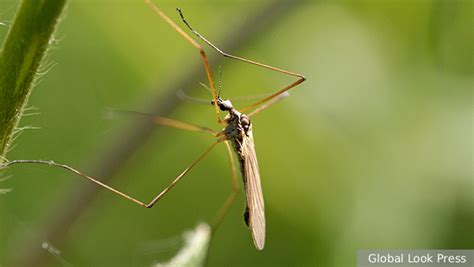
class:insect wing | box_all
[242,130,266,250]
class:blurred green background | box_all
[1,0,473,266]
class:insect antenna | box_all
[217,65,223,98]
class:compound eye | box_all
[218,103,227,111]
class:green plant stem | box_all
[0,0,67,161]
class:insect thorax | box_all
[223,109,252,155]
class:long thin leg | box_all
[110,110,218,136]
[241,77,304,113]
[247,91,290,117]
[146,141,220,207]
[152,116,217,135]
[144,0,222,123]
[177,9,306,113]
[211,141,240,229]
[0,141,220,208]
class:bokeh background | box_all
[1,0,472,266]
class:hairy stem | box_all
[0,0,67,161]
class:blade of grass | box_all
[0,0,67,161]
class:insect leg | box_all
[145,141,219,208]
[176,8,306,113]
[0,160,150,207]
[151,116,217,135]
[211,141,240,230]
[144,0,222,123]
[240,77,305,113]
[247,91,290,117]
[112,110,218,136]
[0,141,220,208]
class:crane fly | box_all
[0,0,305,250]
